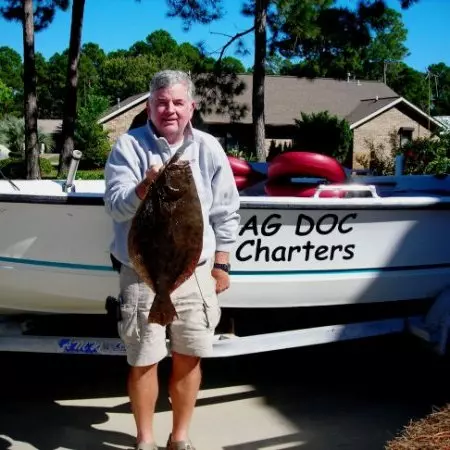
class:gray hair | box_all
[149,70,195,100]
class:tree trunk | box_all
[58,0,86,177]
[252,0,269,162]
[23,0,40,179]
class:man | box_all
[104,70,240,450]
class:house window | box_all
[398,127,414,148]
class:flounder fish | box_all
[128,144,204,326]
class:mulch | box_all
[385,403,450,449]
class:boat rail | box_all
[313,184,380,198]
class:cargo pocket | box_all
[195,266,221,331]
[118,267,140,344]
[118,297,138,344]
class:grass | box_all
[40,153,60,164]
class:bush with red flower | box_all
[400,131,450,175]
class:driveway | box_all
[0,334,449,450]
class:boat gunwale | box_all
[1,191,450,210]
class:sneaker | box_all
[166,433,195,450]
[135,443,158,450]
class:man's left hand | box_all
[211,268,230,294]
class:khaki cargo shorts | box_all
[117,261,221,366]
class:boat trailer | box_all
[0,152,449,358]
[1,288,449,358]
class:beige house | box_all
[98,74,442,169]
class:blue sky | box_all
[0,0,449,73]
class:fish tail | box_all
[148,292,178,326]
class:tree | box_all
[101,53,191,102]
[0,46,23,92]
[293,111,353,163]
[428,63,450,116]
[0,80,14,118]
[167,0,420,163]
[128,30,179,57]
[363,8,409,82]
[43,51,68,117]
[219,56,246,74]
[387,63,428,111]
[264,53,293,75]
[74,93,110,169]
[58,0,86,177]
[272,2,410,81]
[252,0,269,162]
[0,0,69,179]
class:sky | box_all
[0,0,449,73]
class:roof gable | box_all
[98,74,441,130]
[199,74,400,125]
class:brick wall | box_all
[102,102,431,169]
[352,106,431,169]
[102,104,292,157]
[102,102,148,143]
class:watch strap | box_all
[213,263,230,273]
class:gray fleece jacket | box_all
[103,121,241,268]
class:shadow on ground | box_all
[0,334,449,449]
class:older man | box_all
[104,70,240,450]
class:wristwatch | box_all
[213,263,231,273]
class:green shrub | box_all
[293,111,353,163]
[8,151,23,160]
[0,156,55,178]
[0,158,26,178]
[39,157,54,176]
[74,94,111,170]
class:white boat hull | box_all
[1,178,450,315]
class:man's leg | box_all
[128,363,159,444]
[118,264,168,446]
[167,262,221,446]
[169,352,202,441]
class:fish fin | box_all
[148,292,178,326]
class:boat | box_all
[1,150,450,357]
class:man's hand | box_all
[212,267,230,294]
[145,165,163,182]
[136,164,163,200]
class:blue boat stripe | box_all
[1,256,450,276]
[232,262,450,275]
[0,256,114,272]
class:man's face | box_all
[147,82,195,144]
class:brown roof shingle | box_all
[98,74,401,126]
[101,92,148,120]
[200,74,400,126]
[345,97,399,125]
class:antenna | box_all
[425,69,440,129]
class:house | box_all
[98,74,443,169]
[37,119,62,136]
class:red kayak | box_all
[227,155,254,177]
[227,155,265,190]
[265,151,347,197]
[268,151,347,183]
